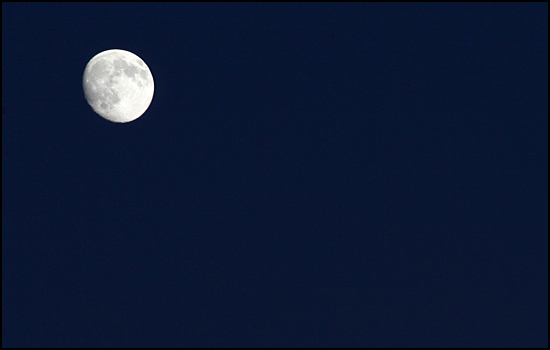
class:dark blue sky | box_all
[2,3,548,347]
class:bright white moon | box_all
[83,49,154,123]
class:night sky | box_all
[2,3,548,347]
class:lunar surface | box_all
[83,49,154,123]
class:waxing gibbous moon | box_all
[83,49,154,123]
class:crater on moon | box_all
[83,49,154,123]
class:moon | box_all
[83,49,154,123]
